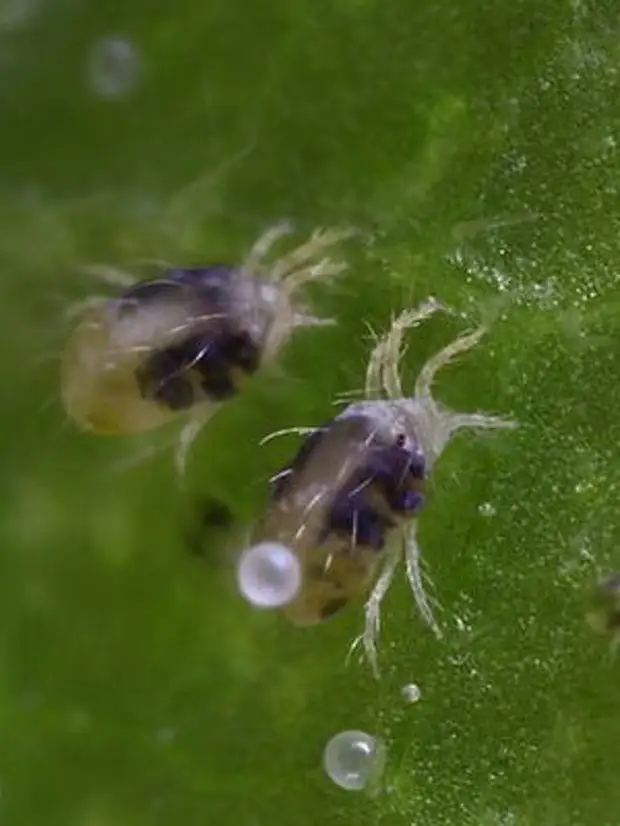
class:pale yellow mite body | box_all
[253,299,517,675]
[60,222,354,474]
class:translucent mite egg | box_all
[237,542,301,608]
[323,730,384,791]
[401,683,421,703]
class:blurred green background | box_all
[1,0,620,823]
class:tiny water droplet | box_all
[478,501,496,517]
[401,683,421,703]
[323,730,385,791]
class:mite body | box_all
[252,299,516,673]
[61,223,353,473]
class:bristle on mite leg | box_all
[259,427,319,447]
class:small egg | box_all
[401,683,421,703]
[237,542,301,609]
[323,730,384,791]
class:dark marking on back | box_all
[136,328,261,408]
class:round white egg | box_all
[237,541,301,609]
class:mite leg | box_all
[402,519,442,637]
[63,295,108,322]
[364,328,387,400]
[241,220,294,275]
[65,266,137,320]
[414,326,486,400]
[381,299,443,399]
[279,257,348,294]
[270,226,355,281]
[174,406,217,478]
[261,259,347,362]
[80,264,138,288]
[348,539,402,678]
[447,411,517,435]
[292,312,336,329]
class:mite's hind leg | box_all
[414,326,486,400]
[174,406,217,479]
[241,220,294,275]
[348,540,402,678]
[402,519,442,638]
[271,226,355,281]
[380,298,443,399]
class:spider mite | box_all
[250,298,516,674]
[61,222,354,475]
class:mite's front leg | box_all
[270,226,355,281]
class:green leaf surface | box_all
[1,0,620,824]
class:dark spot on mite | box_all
[197,331,261,400]
[155,376,195,410]
[320,597,348,619]
[136,328,261,408]
[270,421,426,552]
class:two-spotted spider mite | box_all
[61,222,354,474]
[251,298,516,674]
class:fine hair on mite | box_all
[251,298,517,676]
[60,221,355,477]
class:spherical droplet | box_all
[323,730,384,791]
[401,683,421,703]
[237,542,301,609]
[88,36,140,100]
